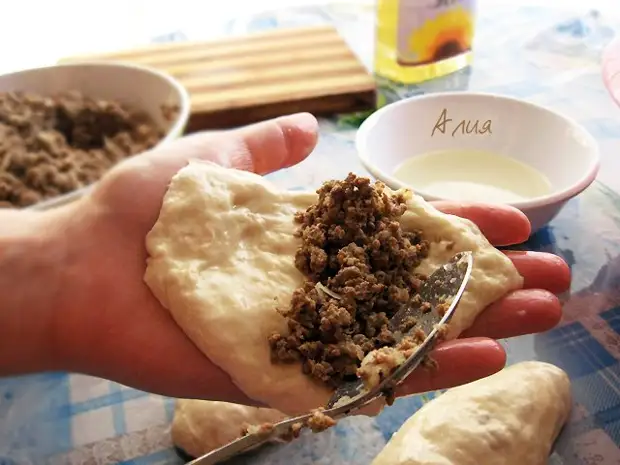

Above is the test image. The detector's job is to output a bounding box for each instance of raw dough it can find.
[172,399,286,458]
[144,161,523,415]
[371,361,572,465]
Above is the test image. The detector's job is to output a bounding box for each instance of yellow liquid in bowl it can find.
[393,149,553,203]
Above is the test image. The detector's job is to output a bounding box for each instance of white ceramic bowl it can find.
[356,92,600,233]
[0,62,191,210]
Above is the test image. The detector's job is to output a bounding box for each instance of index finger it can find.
[431,201,531,246]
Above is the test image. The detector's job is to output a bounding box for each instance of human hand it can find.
[23,112,569,407]
[43,113,320,406]
[396,203,570,396]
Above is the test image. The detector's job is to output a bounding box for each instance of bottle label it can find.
[396,0,476,66]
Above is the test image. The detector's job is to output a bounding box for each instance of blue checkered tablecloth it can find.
[3,1,620,464]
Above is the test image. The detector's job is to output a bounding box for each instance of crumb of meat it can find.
[241,411,335,443]
[306,409,336,433]
[0,90,164,208]
[357,347,407,389]
[434,323,449,341]
[268,174,430,387]
[436,302,449,317]
[400,315,417,333]
[412,327,426,341]
[291,422,303,437]
[356,332,427,390]
[277,410,336,441]
[240,422,275,438]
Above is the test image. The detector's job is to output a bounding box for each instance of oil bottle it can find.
[375,0,477,84]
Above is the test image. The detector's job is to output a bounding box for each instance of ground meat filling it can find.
[268,174,430,387]
[0,91,165,208]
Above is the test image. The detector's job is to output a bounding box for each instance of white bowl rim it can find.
[356,91,601,210]
[0,61,191,146]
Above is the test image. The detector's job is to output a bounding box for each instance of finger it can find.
[506,250,571,294]
[396,337,506,396]
[120,112,319,179]
[106,113,319,221]
[231,112,319,174]
[460,289,562,339]
[431,202,531,246]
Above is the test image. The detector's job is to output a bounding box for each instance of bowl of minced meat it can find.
[0,62,190,210]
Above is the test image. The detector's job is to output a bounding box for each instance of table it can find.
[2,1,620,464]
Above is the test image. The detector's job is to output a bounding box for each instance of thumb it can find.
[226,112,319,174]
[125,112,319,179]
[92,113,319,228]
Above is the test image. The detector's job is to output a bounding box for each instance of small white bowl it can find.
[0,62,191,210]
[356,92,600,233]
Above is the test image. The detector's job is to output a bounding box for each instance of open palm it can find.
[53,113,570,407]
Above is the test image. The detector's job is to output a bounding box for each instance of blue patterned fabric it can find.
[2,1,620,463]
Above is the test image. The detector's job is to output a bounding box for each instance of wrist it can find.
[0,207,71,374]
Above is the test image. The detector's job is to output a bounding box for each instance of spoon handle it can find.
[186,433,266,465]
[187,411,314,464]
[189,252,473,465]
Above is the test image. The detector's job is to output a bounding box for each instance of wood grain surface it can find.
[60,26,377,131]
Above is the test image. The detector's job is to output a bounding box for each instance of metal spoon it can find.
[187,251,473,465]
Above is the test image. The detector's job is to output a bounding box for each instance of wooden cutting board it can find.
[60,26,377,132]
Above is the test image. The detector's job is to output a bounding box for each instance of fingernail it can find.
[280,112,318,133]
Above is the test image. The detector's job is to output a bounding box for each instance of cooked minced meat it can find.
[306,409,337,433]
[356,332,427,391]
[240,422,275,438]
[0,91,165,208]
[268,174,430,387]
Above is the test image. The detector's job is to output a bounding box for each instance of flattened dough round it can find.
[371,361,572,465]
[172,400,286,458]
[144,161,523,415]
